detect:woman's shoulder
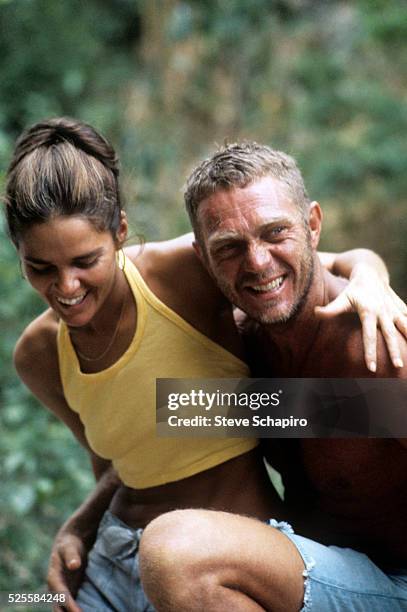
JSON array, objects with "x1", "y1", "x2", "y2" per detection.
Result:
[
  {"x1": 14, "y1": 310, "x2": 89, "y2": 445},
  {"x1": 14, "y1": 309, "x2": 59, "y2": 382}
]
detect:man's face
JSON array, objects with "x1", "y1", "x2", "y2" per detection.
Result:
[{"x1": 195, "y1": 176, "x2": 321, "y2": 324}]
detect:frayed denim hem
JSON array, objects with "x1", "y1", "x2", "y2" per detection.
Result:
[
  {"x1": 267, "y1": 519, "x2": 316, "y2": 611},
  {"x1": 301, "y1": 558, "x2": 316, "y2": 611}
]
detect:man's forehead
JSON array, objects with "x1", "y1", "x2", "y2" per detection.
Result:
[{"x1": 197, "y1": 177, "x2": 298, "y2": 236}]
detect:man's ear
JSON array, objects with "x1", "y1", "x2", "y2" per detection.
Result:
[
  {"x1": 308, "y1": 201, "x2": 322, "y2": 249},
  {"x1": 193, "y1": 239, "x2": 204, "y2": 263},
  {"x1": 115, "y1": 210, "x2": 128, "y2": 246},
  {"x1": 193, "y1": 238, "x2": 213, "y2": 276}
]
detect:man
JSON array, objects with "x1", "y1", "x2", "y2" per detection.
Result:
[{"x1": 138, "y1": 143, "x2": 407, "y2": 611}]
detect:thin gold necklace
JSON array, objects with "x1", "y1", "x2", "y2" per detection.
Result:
[{"x1": 73, "y1": 282, "x2": 128, "y2": 362}]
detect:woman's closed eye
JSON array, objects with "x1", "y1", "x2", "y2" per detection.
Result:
[
  {"x1": 74, "y1": 257, "x2": 99, "y2": 269},
  {"x1": 26, "y1": 263, "x2": 54, "y2": 275}
]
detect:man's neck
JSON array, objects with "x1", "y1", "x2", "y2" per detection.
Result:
[{"x1": 262, "y1": 256, "x2": 328, "y2": 371}]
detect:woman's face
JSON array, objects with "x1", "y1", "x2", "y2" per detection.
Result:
[{"x1": 18, "y1": 215, "x2": 127, "y2": 328}]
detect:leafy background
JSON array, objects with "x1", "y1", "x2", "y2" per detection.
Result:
[{"x1": 0, "y1": 0, "x2": 406, "y2": 596}]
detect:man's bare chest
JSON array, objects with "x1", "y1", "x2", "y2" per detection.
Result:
[{"x1": 300, "y1": 439, "x2": 407, "y2": 507}]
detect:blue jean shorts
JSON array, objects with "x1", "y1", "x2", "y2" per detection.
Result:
[
  {"x1": 76, "y1": 511, "x2": 155, "y2": 612},
  {"x1": 269, "y1": 520, "x2": 407, "y2": 611}
]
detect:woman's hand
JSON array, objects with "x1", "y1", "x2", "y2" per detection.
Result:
[
  {"x1": 48, "y1": 521, "x2": 90, "y2": 612},
  {"x1": 316, "y1": 262, "x2": 407, "y2": 372}
]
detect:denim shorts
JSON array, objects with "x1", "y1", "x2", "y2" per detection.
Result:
[
  {"x1": 76, "y1": 511, "x2": 155, "y2": 612},
  {"x1": 269, "y1": 519, "x2": 407, "y2": 611}
]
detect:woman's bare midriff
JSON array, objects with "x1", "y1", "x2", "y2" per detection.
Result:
[{"x1": 109, "y1": 447, "x2": 283, "y2": 529}]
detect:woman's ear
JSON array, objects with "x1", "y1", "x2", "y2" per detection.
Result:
[{"x1": 115, "y1": 210, "x2": 128, "y2": 246}]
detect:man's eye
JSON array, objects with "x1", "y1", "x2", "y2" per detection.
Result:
[
  {"x1": 214, "y1": 244, "x2": 239, "y2": 257},
  {"x1": 265, "y1": 227, "x2": 286, "y2": 240}
]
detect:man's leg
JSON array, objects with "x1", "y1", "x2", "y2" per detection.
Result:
[
  {"x1": 140, "y1": 509, "x2": 407, "y2": 612},
  {"x1": 139, "y1": 509, "x2": 305, "y2": 612}
]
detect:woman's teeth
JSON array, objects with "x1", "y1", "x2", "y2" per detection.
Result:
[
  {"x1": 251, "y1": 276, "x2": 284, "y2": 293},
  {"x1": 56, "y1": 293, "x2": 87, "y2": 306}
]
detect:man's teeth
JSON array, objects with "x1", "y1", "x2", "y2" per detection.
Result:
[
  {"x1": 57, "y1": 293, "x2": 87, "y2": 306},
  {"x1": 251, "y1": 276, "x2": 284, "y2": 293}
]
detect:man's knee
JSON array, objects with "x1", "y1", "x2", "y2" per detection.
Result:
[
  {"x1": 139, "y1": 509, "x2": 305, "y2": 612},
  {"x1": 140, "y1": 509, "x2": 215, "y2": 575},
  {"x1": 139, "y1": 509, "x2": 216, "y2": 609}
]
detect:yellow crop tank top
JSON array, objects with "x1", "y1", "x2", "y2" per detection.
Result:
[{"x1": 57, "y1": 256, "x2": 257, "y2": 488}]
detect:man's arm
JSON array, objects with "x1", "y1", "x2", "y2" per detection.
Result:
[
  {"x1": 319, "y1": 249, "x2": 389, "y2": 282},
  {"x1": 47, "y1": 463, "x2": 120, "y2": 612},
  {"x1": 318, "y1": 249, "x2": 407, "y2": 372}
]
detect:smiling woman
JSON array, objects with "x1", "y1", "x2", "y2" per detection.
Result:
[
  {"x1": 3, "y1": 119, "x2": 407, "y2": 612},
  {"x1": 3, "y1": 117, "x2": 269, "y2": 611},
  {"x1": 19, "y1": 216, "x2": 126, "y2": 334}
]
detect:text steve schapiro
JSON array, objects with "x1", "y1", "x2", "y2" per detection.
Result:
[
  {"x1": 167, "y1": 389, "x2": 282, "y2": 411},
  {"x1": 167, "y1": 415, "x2": 308, "y2": 428}
]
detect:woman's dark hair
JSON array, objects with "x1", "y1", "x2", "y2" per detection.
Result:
[{"x1": 4, "y1": 117, "x2": 123, "y2": 246}]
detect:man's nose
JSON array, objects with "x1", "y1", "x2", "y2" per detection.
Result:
[
  {"x1": 55, "y1": 269, "x2": 81, "y2": 294},
  {"x1": 244, "y1": 242, "x2": 272, "y2": 271}
]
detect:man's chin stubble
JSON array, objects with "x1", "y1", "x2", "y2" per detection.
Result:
[{"x1": 248, "y1": 260, "x2": 315, "y2": 326}]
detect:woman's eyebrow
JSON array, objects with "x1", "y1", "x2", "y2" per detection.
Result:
[
  {"x1": 24, "y1": 247, "x2": 104, "y2": 265},
  {"x1": 24, "y1": 256, "x2": 50, "y2": 264},
  {"x1": 72, "y1": 247, "x2": 104, "y2": 261}
]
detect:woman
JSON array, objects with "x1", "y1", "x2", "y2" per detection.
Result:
[{"x1": 5, "y1": 117, "x2": 405, "y2": 612}]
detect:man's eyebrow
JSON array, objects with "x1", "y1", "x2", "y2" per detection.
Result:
[
  {"x1": 24, "y1": 248, "x2": 104, "y2": 264},
  {"x1": 208, "y1": 219, "x2": 293, "y2": 247},
  {"x1": 260, "y1": 219, "x2": 292, "y2": 231},
  {"x1": 208, "y1": 231, "x2": 242, "y2": 246}
]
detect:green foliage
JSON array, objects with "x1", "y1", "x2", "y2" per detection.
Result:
[{"x1": 0, "y1": 0, "x2": 406, "y2": 593}]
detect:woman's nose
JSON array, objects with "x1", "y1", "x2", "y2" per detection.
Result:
[{"x1": 55, "y1": 269, "x2": 81, "y2": 294}]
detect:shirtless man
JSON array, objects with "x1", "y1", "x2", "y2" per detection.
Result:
[
  {"x1": 138, "y1": 143, "x2": 407, "y2": 611},
  {"x1": 42, "y1": 134, "x2": 406, "y2": 611}
]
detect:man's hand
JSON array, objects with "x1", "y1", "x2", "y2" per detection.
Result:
[
  {"x1": 48, "y1": 522, "x2": 90, "y2": 612},
  {"x1": 315, "y1": 262, "x2": 407, "y2": 372}
]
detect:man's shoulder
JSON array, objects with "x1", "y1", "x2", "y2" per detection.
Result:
[
  {"x1": 375, "y1": 328, "x2": 407, "y2": 378},
  {"x1": 316, "y1": 313, "x2": 406, "y2": 378},
  {"x1": 317, "y1": 272, "x2": 405, "y2": 376}
]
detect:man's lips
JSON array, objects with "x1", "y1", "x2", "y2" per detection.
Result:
[{"x1": 244, "y1": 274, "x2": 286, "y2": 294}]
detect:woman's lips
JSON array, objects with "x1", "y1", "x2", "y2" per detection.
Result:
[{"x1": 55, "y1": 291, "x2": 88, "y2": 307}]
